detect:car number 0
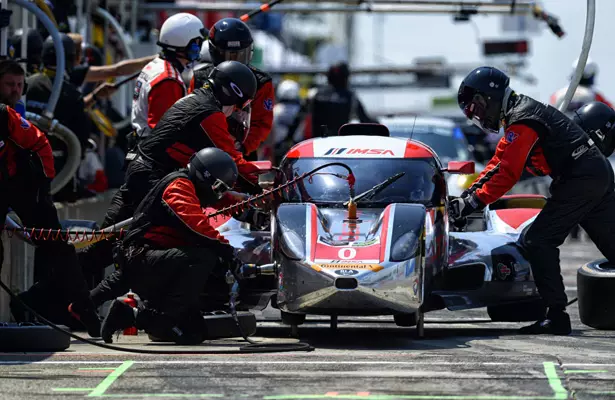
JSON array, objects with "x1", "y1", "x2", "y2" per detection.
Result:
[{"x1": 338, "y1": 247, "x2": 357, "y2": 260}]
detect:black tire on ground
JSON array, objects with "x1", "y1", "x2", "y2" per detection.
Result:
[
  {"x1": 394, "y1": 313, "x2": 417, "y2": 327},
  {"x1": 0, "y1": 323, "x2": 71, "y2": 352},
  {"x1": 148, "y1": 311, "x2": 257, "y2": 342},
  {"x1": 577, "y1": 259, "x2": 615, "y2": 330},
  {"x1": 487, "y1": 299, "x2": 546, "y2": 322},
  {"x1": 281, "y1": 311, "x2": 306, "y2": 326}
]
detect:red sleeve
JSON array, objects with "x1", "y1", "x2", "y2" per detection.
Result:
[
  {"x1": 147, "y1": 80, "x2": 184, "y2": 129},
  {"x1": 473, "y1": 123, "x2": 539, "y2": 205},
  {"x1": 242, "y1": 81, "x2": 275, "y2": 154},
  {"x1": 162, "y1": 177, "x2": 231, "y2": 245},
  {"x1": 6, "y1": 106, "x2": 55, "y2": 179},
  {"x1": 188, "y1": 75, "x2": 196, "y2": 94},
  {"x1": 199, "y1": 112, "x2": 260, "y2": 184},
  {"x1": 595, "y1": 92, "x2": 614, "y2": 109}
]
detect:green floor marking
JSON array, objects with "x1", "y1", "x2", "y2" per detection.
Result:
[
  {"x1": 88, "y1": 361, "x2": 134, "y2": 397},
  {"x1": 543, "y1": 362, "x2": 568, "y2": 400},
  {"x1": 564, "y1": 369, "x2": 608, "y2": 374},
  {"x1": 52, "y1": 388, "x2": 96, "y2": 392}
]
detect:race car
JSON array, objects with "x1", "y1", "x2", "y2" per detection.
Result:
[{"x1": 214, "y1": 123, "x2": 548, "y2": 335}]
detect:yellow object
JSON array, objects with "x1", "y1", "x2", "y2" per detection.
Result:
[
  {"x1": 456, "y1": 172, "x2": 480, "y2": 190},
  {"x1": 87, "y1": 108, "x2": 117, "y2": 138},
  {"x1": 34, "y1": 0, "x2": 58, "y2": 28},
  {"x1": 347, "y1": 199, "x2": 357, "y2": 219}
]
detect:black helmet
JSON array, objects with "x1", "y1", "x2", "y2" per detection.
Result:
[
  {"x1": 9, "y1": 29, "x2": 44, "y2": 66},
  {"x1": 41, "y1": 33, "x2": 77, "y2": 71},
  {"x1": 208, "y1": 60, "x2": 257, "y2": 108},
  {"x1": 327, "y1": 62, "x2": 350, "y2": 89},
  {"x1": 458, "y1": 66, "x2": 511, "y2": 134},
  {"x1": 573, "y1": 101, "x2": 615, "y2": 157},
  {"x1": 82, "y1": 44, "x2": 104, "y2": 67},
  {"x1": 208, "y1": 18, "x2": 254, "y2": 65},
  {"x1": 187, "y1": 147, "x2": 238, "y2": 205}
]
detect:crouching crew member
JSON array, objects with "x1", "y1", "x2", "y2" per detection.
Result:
[
  {"x1": 450, "y1": 66, "x2": 615, "y2": 336},
  {"x1": 78, "y1": 61, "x2": 261, "y2": 279},
  {"x1": 99, "y1": 148, "x2": 247, "y2": 344}
]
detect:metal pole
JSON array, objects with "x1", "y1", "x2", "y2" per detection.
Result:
[
  {"x1": 130, "y1": 0, "x2": 137, "y2": 42},
  {"x1": 94, "y1": 7, "x2": 135, "y2": 59},
  {"x1": 139, "y1": 3, "x2": 534, "y2": 14},
  {"x1": 0, "y1": 0, "x2": 8, "y2": 56},
  {"x1": 12, "y1": 0, "x2": 64, "y2": 118},
  {"x1": 557, "y1": 0, "x2": 595, "y2": 113},
  {"x1": 76, "y1": 0, "x2": 84, "y2": 35}
]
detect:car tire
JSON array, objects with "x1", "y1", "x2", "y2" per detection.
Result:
[
  {"x1": 394, "y1": 313, "x2": 417, "y2": 327},
  {"x1": 280, "y1": 311, "x2": 306, "y2": 326},
  {"x1": 148, "y1": 311, "x2": 257, "y2": 342},
  {"x1": 487, "y1": 300, "x2": 546, "y2": 322},
  {"x1": 0, "y1": 323, "x2": 71, "y2": 352},
  {"x1": 577, "y1": 259, "x2": 615, "y2": 330}
]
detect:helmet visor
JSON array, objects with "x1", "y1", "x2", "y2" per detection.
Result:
[
  {"x1": 217, "y1": 43, "x2": 253, "y2": 65},
  {"x1": 463, "y1": 93, "x2": 500, "y2": 135},
  {"x1": 194, "y1": 169, "x2": 232, "y2": 200}
]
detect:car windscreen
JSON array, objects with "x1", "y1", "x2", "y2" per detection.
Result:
[
  {"x1": 280, "y1": 157, "x2": 445, "y2": 207},
  {"x1": 388, "y1": 124, "x2": 470, "y2": 162}
]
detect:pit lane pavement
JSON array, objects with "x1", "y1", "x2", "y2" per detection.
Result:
[{"x1": 0, "y1": 239, "x2": 613, "y2": 400}]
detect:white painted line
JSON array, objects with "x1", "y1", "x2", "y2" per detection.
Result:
[{"x1": 0, "y1": 360, "x2": 574, "y2": 366}]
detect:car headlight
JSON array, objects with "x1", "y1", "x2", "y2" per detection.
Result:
[
  {"x1": 278, "y1": 226, "x2": 305, "y2": 260},
  {"x1": 390, "y1": 231, "x2": 420, "y2": 262}
]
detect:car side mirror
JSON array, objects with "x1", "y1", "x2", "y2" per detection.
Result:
[
  {"x1": 251, "y1": 161, "x2": 273, "y2": 174},
  {"x1": 443, "y1": 161, "x2": 475, "y2": 174}
]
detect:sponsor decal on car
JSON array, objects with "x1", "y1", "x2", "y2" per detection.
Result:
[
  {"x1": 351, "y1": 238, "x2": 378, "y2": 247},
  {"x1": 324, "y1": 148, "x2": 395, "y2": 156},
  {"x1": 320, "y1": 263, "x2": 383, "y2": 272},
  {"x1": 335, "y1": 269, "x2": 359, "y2": 276}
]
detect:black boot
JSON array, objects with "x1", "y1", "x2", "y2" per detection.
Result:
[
  {"x1": 101, "y1": 300, "x2": 136, "y2": 343},
  {"x1": 520, "y1": 308, "x2": 571, "y2": 335},
  {"x1": 68, "y1": 301, "x2": 102, "y2": 338}
]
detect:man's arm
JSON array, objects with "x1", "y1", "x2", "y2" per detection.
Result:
[
  {"x1": 6, "y1": 106, "x2": 55, "y2": 178},
  {"x1": 199, "y1": 112, "x2": 261, "y2": 184},
  {"x1": 162, "y1": 177, "x2": 235, "y2": 259},
  {"x1": 242, "y1": 81, "x2": 275, "y2": 154},
  {"x1": 472, "y1": 123, "x2": 540, "y2": 205},
  {"x1": 84, "y1": 55, "x2": 156, "y2": 83}
]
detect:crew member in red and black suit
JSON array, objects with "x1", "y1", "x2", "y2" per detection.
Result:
[
  {"x1": 189, "y1": 18, "x2": 274, "y2": 161},
  {"x1": 450, "y1": 67, "x2": 615, "y2": 336},
  {"x1": 0, "y1": 61, "x2": 101, "y2": 337},
  {"x1": 97, "y1": 148, "x2": 251, "y2": 344},
  {"x1": 77, "y1": 60, "x2": 261, "y2": 278}
]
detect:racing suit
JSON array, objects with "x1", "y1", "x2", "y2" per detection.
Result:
[
  {"x1": 77, "y1": 86, "x2": 261, "y2": 274},
  {"x1": 0, "y1": 105, "x2": 95, "y2": 320},
  {"x1": 131, "y1": 56, "x2": 186, "y2": 141},
  {"x1": 93, "y1": 170, "x2": 237, "y2": 344},
  {"x1": 26, "y1": 71, "x2": 93, "y2": 201},
  {"x1": 463, "y1": 94, "x2": 615, "y2": 310},
  {"x1": 189, "y1": 63, "x2": 274, "y2": 160},
  {"x1": 310, "y1": 85, "x2": 377, "y2": 138}
]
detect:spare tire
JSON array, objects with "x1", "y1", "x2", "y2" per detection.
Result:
[
  {"x1": 148, "y1": 311, "x2": 257, "y2": 342},
  {"x1": 0, "y1": 323, "x2": 71, "y2": 352},
  {"x1": 577, "y1": 259, "x2": 615, "y2": 329}
]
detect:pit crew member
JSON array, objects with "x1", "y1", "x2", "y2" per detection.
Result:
[
  {"x1": 451, "y1": 66, "x2": 615, "y2": 336},
  {"x1": 189, "y1": 18, "x2": 274, "y2": 161},
  {"x1": 130, "y1": 12, "x2": 206, "y2": 144},
  {"x1": 99, "y1": 148, "x2": 247, "y2": 344},
  {"x1": 0, "y1": 62, "x2": 100, "y2": 336},
  {"x1": 550, "y1": 57, "x2": 613, "y2": 112}
]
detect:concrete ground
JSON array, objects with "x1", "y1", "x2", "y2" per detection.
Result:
[{"x1": 0, "y1": 240, "x2": 614, "y2": 399}]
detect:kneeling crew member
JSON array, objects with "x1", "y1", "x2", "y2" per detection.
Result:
[
  {"x1": 99, "y1": 148, "x2": 247, "y2": 344},
  {"x1": 451, "y1": 67, "x2": 615, "y2": 336},
  {"x1": 78, "y1": 61, "x2": 260, "y2": 276}
]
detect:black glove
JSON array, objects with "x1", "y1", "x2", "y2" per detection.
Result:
[{"x1": 449, "y1": 193, "x2": 484, "y2": 222}]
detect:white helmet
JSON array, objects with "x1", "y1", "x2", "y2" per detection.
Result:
[
  {"x1": 158, "y1": 13, "x2": 206, "y2": 61},
  {"x1": 277, "y1": 80, "x2": 300, "y2": 102},
  {"x1": 572, "y1": 57, "x2": 598, "y2": 82}
]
